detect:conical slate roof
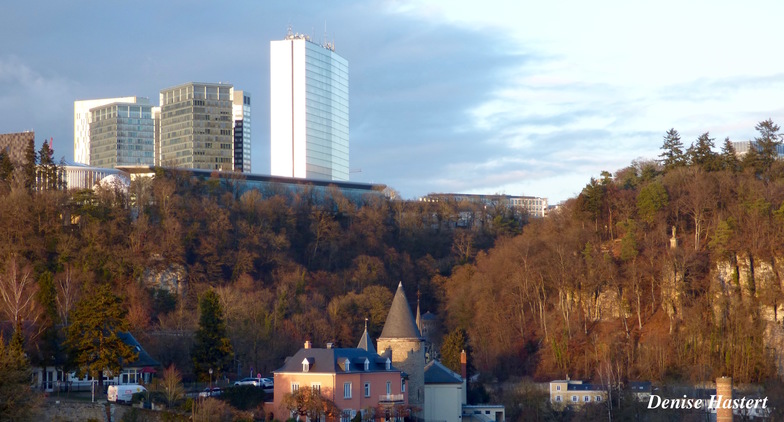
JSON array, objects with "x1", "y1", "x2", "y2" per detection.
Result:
[
  {"x1": 379, "y1": 282, "x2": 422, "y2": 340},
  {"x1": 357, "y1": 320, "x2": 377, "y2": 355}
]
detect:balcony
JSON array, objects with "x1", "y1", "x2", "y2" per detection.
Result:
[{"x1": 378, "y1": 394, "x2": 404, "y2": 404}]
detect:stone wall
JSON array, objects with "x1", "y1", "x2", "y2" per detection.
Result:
[{"x1": 36, "y1": 401, "x2": 179, "y2": 422}]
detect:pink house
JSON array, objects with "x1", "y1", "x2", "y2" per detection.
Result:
[{"x1": 272, "y1": 332, "x2": 409, "y2": 421}]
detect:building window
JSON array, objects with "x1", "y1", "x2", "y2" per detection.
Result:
[
  {"x1": 556, "y1": 385, "x2": 561, "y2": 391},
  {"x1": 555, "y1": 395, "x2": 561, "y2": 402},
  {"x1": 340, "y1": 410, "x2": 355, "y2": 422},
  {"x1": 312, "y1": 383, "x2": 321, "y2": 392},
  {"x1": 385, "y1": 358, "x2": 391, "y2": 370},
  {"x1": 571, "y1": 395, "x2": 578, "y2": 402},
  {"x1": 401, "y1": 379, "x2": 405, "y2": 393},
  {"x1": 584, "y1": 395, "x2": 590, "y2": 402},
  {"x1": 364, "y1": 359, "x2": 369, "y2": 371},
  {"x1": 364, "y1": 382, "x2": 370, "y2": 397},
  {"x1": 291, "y1": 383, "x2": 299, "y2": 393},
  {"x1": 344, "y1": 359, "x2": 351, "y2": 372},
  {"x1": 596, "y1": 396, "x2": 602, "y2": 402},
  {"x1": 386, "y1": 381, "x2": 391, "y2": 395},
  {"x1": 344, "y1": 382, "x2": 352, "y2": 399}
]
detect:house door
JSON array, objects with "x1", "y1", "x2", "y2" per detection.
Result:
[{"x1": 45, "y1": 370, "x2": 55, "y2": 391}]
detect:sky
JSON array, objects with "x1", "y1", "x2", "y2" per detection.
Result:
[{"x1": 2, "y1": 1, "x2": 784, "y2": 204}]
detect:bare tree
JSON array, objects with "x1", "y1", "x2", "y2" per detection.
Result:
[{"x1": 0, "y1": 256, "x2": 39, "y2": 328}]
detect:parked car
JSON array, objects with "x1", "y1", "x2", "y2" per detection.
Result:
[
  {"x1": 234, "y1": 377, "x2": 261, "y2": 387},
  {"x1": 198, "y1": 387, "x2": 222, "y2": 398},
  {"x1": 259, "y1": 377, "x2": 274, "y2": 389}
]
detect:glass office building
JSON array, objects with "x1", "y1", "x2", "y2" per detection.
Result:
[
  {"x1": 231, "y1": 89, "x2": 252, "y2": 173},
  {"x1": 74, "y1": 96, "x2": 146, "y2": 165},
  {"x1": 159, "y1": 82, "x2": 234, "y2": 171},
  {"x1": 89, "y1": 102, "x2": 154, "y2": 168},
  {"x1": 270, "y1": 31, "x2": 349, "y2": 181}
]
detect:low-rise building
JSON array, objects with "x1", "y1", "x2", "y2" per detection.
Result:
[{"x1": 549, "y1": 379, "x2": 607, "y2": 407}]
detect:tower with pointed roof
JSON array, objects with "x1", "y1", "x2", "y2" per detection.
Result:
[{"x1": 377, "y1": 282, "x2": 426, "y2": 414}]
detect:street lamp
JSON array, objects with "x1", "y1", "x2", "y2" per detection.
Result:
[{"x1": 209, "y1": 368, "x2": 213, "y2": 395}]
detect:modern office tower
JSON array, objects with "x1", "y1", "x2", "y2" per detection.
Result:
[
  {"x1": 231, "y1": 89, "x2": 251, "y2": 173},
  {"x1": 151, "y1": 106, "x2": 161, "y2": 166},
  {"x1": 159, "y1": 82, "x2": 234, "y2": 170},
  {"x1": 89, "y1": 102, "x2": 154, "y2": 168},
  {"x1": 74, "y1": 97, "x2": 146, "y2": 165},
  {"x1": 0, "y1": 131, "x2": 34, "y2": 167},
  {"x1": 270, "y1": 30, "x2": 349, "y2": 181}
]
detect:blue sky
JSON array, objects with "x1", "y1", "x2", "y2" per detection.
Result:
[{"x1": 2, "y1": 1, "x2": 783, "y2": 203}]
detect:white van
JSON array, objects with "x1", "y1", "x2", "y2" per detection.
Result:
[{"x1": 107, "y1": 384, "x2": 147, "y2": 403}]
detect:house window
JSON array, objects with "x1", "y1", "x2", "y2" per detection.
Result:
[
  {"x1": 291, "y1": 383, "x2": 299, "y2": 393},
  {"x1": 401, "y1": 379, "x2": 405, "y2": 393},
  {"x1": 302, "y1": 358, "x2": 310, "y2": 372},
  {"x1": 571, "y1": 395, "x2": 578, "y2": 402},
  {"x1": 555, "y1": 395, "x2": 561, "y2": 402},
  {"x1": 584, "y1": 395, "x2": 590, "y2": 402},
  {"x1": 556, "y1": 385, "x2": 561, "y2": 391},
  {"x1": 344, "y1": 382, "x2": 352, "y2": 399},
  {"x1": 344, "y1": 359, "x2": 351, "y2": 372},
  {"x1": 364, "y1": 383, "x2": 370, "y2": 397},
  {"x1": 385, "y1": 359, "x2": 391, "y2": 370},
  {"x1": 596, "y1": 396, "x2": 602, "y2": 402},
  {"x1": 364, "y1": 359, "x2": 370, "y2": 371},
  {"x1": 340, "y1": 410, "x2": 355, "y2": 422},
  {"x1": 312, "y1": 383, "x2": 321, "y2": 392},
  {"x1": 386, "y1": 381, "x2": 391, "y2": 395}
]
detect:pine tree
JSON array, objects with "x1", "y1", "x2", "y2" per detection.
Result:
[
  {"x1": 720, "y1": 137, "x2": 740, "y2": 173},
  {"x1": 687, "y1": 132, "x2": 720, "y2": 171},
  {"x1": 192, "y1": 290, "x2": 233, "y2": 381},
  {"x1": 440, "y1": 328, "x2": 473, "y2": 379},
  {"x1": 0, "y1": 150, "x2": 13, "y2": 185},
  {"x1": 0, "y1": 334, "x2": 41, "y2": 420},
  {"x1": 65, "y1": 284, "x2": 137, "y2": 388},
  {"x1": 659, "y1": 128, "x2": 686, "y2": 170},
  {"x1": 22, "y1": 138, "x2": 36, "y2": 192},
  {"x1": 754, "y1": 118, "x2": 782, "y2": 174}
]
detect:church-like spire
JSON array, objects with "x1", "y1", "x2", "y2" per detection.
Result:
[
  {"x1": 416, "y1": 286, "x2": 422, "y2": 334},
  {"x1": 379, "y1": 282, "x2": 422, "y2": 340},
  {"x1": 357, "y1": 318, "x2": 377, "y2": 354}
]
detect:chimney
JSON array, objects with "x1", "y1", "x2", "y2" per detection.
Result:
[
  {"x1": 716, "y1": 377, "x2": 733, "y2": 422},
  {"x1": 304, "y1": 340, "x2": 312, "y2": 349},
  {"x1": 461, "y1": 349, "x2": 468, "y2": 405},
  {"x1": 326, "y1": 342, "x2": 333, "y2": 349}
]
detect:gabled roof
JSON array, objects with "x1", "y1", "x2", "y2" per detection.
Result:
[
  {"x1": 117, "y1": 332, "x2": 160, "y2": 368},
  {"x1": 379, "y1": 282, "x2": 422, "y2": 340},
  {"x1": 274, "y1": 347, "x2": 399, "y2": 374},
  {"x1": 424, "y1": 360, "x2": 463, "y2": 385}
]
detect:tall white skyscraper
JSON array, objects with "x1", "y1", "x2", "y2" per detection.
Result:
[
  {"x1": 270, "y1": 30, "x2": 349, "y2": 181},
  {"x1": 74, "y1": 96, "x2": 147, "y2": 165}
]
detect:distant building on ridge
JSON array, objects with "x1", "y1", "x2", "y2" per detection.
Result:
[
  {"x1": 231, "y1": 89, "x2": 252, "y2": 173},
  {"x1": 74, "y1": 97, "x2": 147, "y2": 166},
  {"x1": 270, "y1": 28, "x2": 349, "y2": 181}
]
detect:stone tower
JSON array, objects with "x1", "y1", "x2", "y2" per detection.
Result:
[{"x1": 377, "y1": 282, "x2": 425, "y2": 413}]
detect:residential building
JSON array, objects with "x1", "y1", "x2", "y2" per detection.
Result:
[
  {"x1": 0, "y1": 131, "x2": 34, "y2": 167},
  {"x1": 89, "y1": 102, "x2": 154, "y2": 168},
  {"x1": 159, "y1": 82, "x2": 234, "y2": 170},
  {"x1": 270, "y1": 29, "x2": 349, "y2": 181},
  {"x1": 32, "y1": 332, "x2": 159, "y2": 392},
  {"x1": 423, "y1": 360, "x2": 463, "y2": 422},
  {"x1": 549, "y1": 379, "x2": 607, "y2": 407},
  {"x1": 271, "y1": 336, "x2": 407, "y2": 421},
  {"x1": 74, "y1": 97, "x2": 147, "y2": 165},
  {"x1": 231, "y1": 89, "x2": 251, "y2": 173},
  {"x1": 377, "y1": 282, "x2": 426, "y2": 415}
]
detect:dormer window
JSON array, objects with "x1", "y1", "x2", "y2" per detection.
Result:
[
  {"x1": 302, "y1": 358, "x2": 313, "y2": 372},
  {"x1": 364, "y1": 358, "x2": 370, "y2": 371},
  {"x1": 385, "y1": 358, "x2": 391, "y2": 370},
  {"x1": 344, "y1": 358, "x2": 351, "y2": 372}
]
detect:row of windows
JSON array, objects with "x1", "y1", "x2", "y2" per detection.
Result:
[
  {"x1": 291, "y1": 380, "x2": 405, "y2": 399},
  {"x1": 554, "y1": 394, "x2": 603, "y2": 403}
]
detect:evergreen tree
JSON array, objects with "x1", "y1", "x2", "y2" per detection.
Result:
[
  {"x1": 192, "y1": 290, "x2": 233, "y2": 381},
  {"x1": 22, "y1": 138, "x2": 36, "y2": 192},
  {"x1": 659, "y1": 128, "x2": 686, "y2": 170},
  {"x1": 65, "y1": 284, "x2": 137, "y2": 388},
  {"x1": 0, "y1": 150, "x2": 13, "y2": 185},
  {"x1": 687, "y1": 132, "x2": 720, "y2": 171},
  {"x1": 0, "y1": 334, "x2": 41, "y2": 421},
  {"x1": 440, "y1": 328, "x2": 473, "y2": 379},
  {"x1": 720, "y1": 137, "x2": 741, "y2": 173},
  {"x1": 754, "y1": 118, "x2": 782, "y2": 174},
  {"x1": 38, "y1": 141, "x2": 57, "y2": 190},
  {"x1": 35, "y1": 271, "x2": 60, "y2": 367}
]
